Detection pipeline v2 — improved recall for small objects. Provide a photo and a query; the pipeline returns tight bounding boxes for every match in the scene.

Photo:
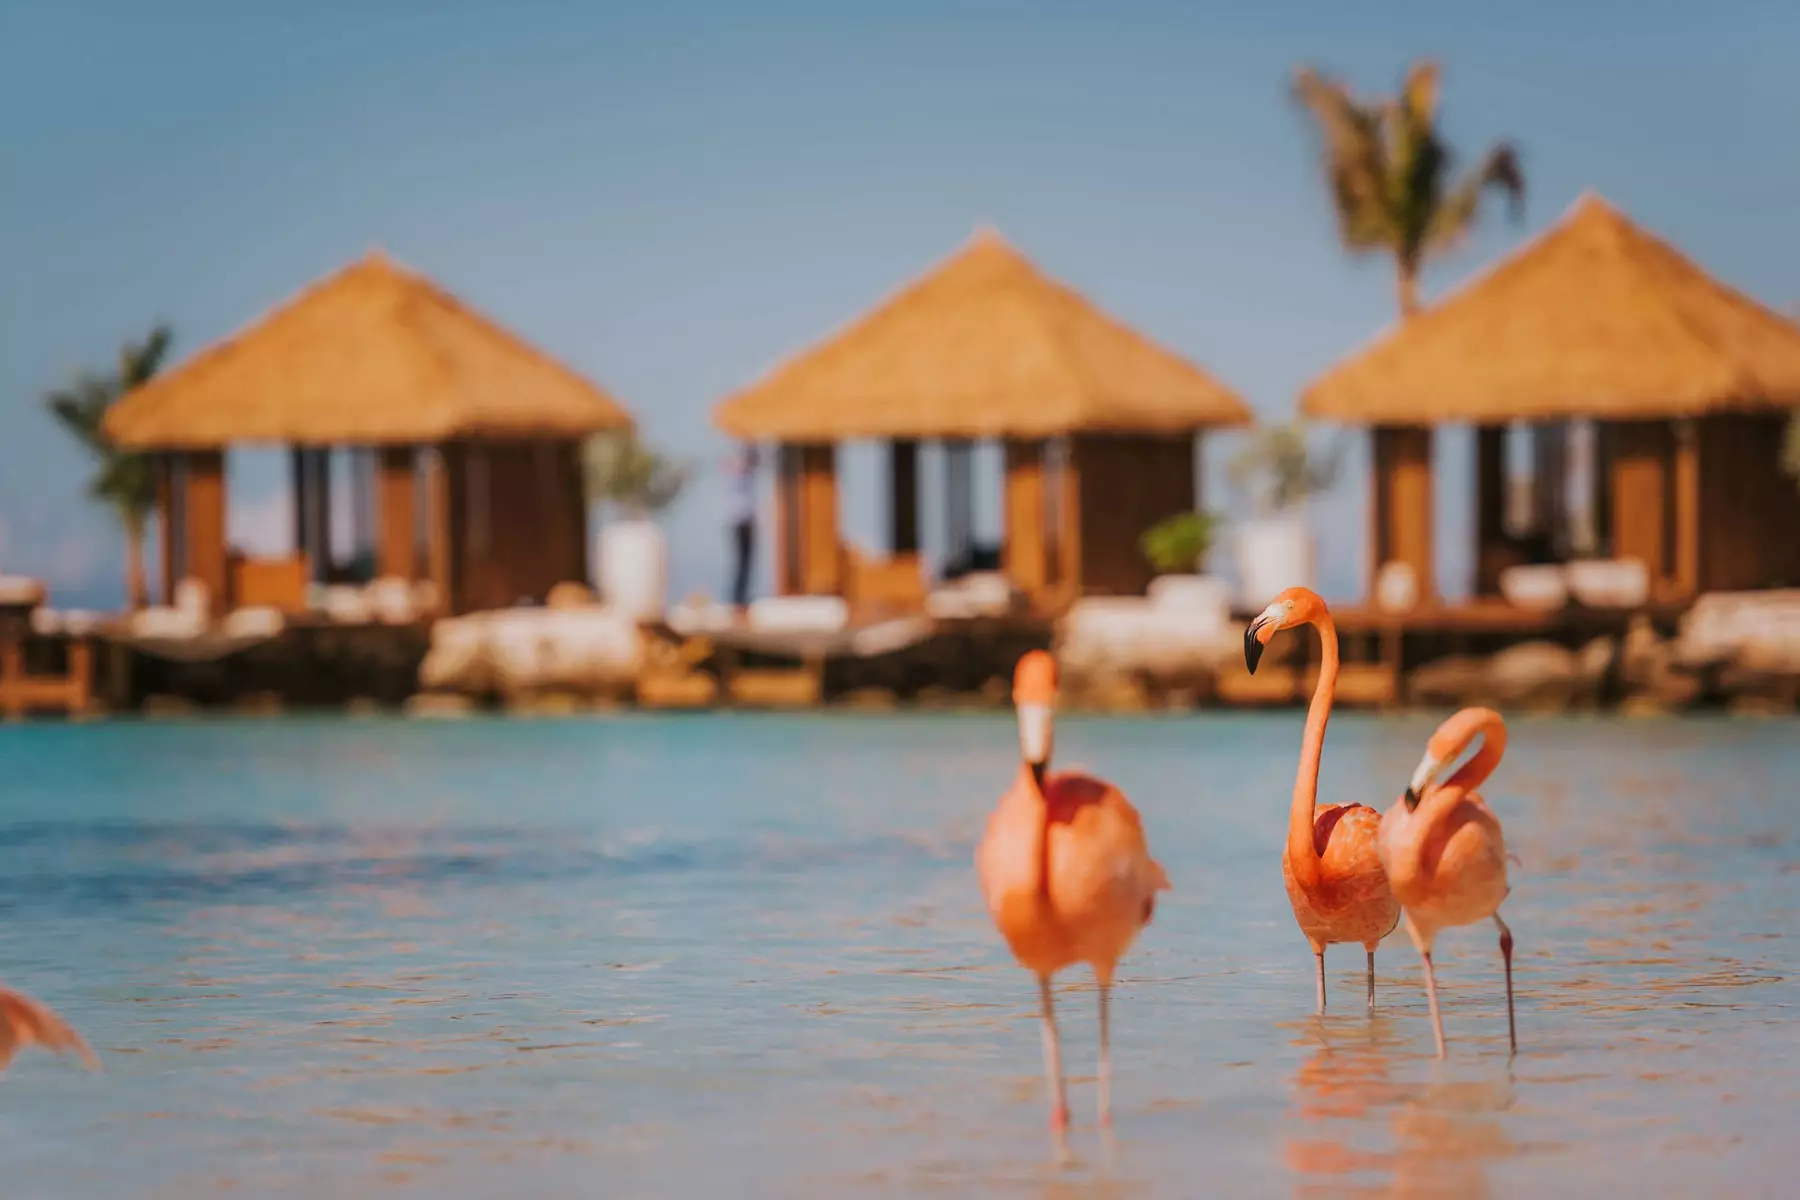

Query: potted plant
[1226,421,1344,609]
[584,429,693,622]
[1140,510,1230,615]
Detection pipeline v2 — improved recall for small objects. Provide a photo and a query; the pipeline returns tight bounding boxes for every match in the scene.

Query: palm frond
[118,323,173,390]
[1400,59,1441,127]
[41,325,172,531]
[1291,66,1392,253]
[1293,58,1525,304]
[1421,142,1524,259]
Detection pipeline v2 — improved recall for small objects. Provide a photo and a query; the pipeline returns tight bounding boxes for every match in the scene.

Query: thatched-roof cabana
[105,251,630,449]
[715,230,1250,610]
[103,253,628,617]
[1302,193,1800,423]
[1303,193,1800,606]
[717,229,1250,439]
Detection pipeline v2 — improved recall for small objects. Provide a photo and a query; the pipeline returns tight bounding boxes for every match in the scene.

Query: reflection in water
[1285,1019,1521,1197]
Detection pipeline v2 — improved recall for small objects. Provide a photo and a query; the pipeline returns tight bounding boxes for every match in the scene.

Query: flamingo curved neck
[1287,611,1338,890]
[1443,720,1507,794]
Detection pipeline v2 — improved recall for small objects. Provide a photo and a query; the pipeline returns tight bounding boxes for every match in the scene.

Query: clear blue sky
[4,1,1797,608]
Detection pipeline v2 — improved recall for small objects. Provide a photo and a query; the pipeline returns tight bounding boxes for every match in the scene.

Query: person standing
[726,444,759,610]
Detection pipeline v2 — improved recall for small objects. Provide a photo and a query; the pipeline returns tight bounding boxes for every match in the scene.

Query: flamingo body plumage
[1378,706,1518,1057]
[1247,587,1401,1011]
[976,651,1167,1137]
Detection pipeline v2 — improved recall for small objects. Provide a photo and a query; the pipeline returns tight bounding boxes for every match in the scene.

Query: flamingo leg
[1314,949,1327,1013]
[1037,976,1069,1132]
[1421,950,1447,1058]
[1097,977,1113,1128]
[1366,949,1376,1011]
[1494,913,1517,1055]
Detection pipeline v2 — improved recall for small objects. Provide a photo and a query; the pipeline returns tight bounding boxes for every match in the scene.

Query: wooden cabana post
[888,439,920,555]
[377,445,418,581]
[1302,191,1800,607]
[714,228,1251,616]
[103,251,633,617]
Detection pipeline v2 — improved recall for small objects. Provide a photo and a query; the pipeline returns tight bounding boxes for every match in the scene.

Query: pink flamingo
[976,651,1169,1133]
[0,985,98,1075]
[1377,706,1517,1057]
[1245,586,1401,1012]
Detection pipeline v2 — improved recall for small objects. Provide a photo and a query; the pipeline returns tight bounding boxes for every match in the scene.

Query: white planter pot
[596,516,668,622]
[1234,511,1316,610]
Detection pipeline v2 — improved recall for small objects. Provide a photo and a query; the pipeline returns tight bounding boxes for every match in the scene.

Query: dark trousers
[730,519,754,607]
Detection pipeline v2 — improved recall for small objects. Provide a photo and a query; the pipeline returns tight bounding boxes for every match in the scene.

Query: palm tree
[1292,59,1525,316]
[43,325,173,610]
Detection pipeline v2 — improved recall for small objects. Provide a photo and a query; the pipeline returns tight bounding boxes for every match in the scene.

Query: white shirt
[727,458,756,524]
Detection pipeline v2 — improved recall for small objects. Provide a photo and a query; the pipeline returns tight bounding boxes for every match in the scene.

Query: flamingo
[0,984,98,1075]
[1377,706,1516,1058]
[1245,586,1400,1012]
[976,650,1169,1134]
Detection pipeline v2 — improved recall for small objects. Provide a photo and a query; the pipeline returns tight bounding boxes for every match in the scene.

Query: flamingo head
[1013,650,1057,783]
[1404,706,1507,809]
[1402,750,1442,811]
[1244,587,1324,674]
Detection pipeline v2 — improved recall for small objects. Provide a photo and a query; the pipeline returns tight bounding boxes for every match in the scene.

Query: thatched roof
[1301,192,1800,424]
[104,252,631,449]
[713,229,1252,440]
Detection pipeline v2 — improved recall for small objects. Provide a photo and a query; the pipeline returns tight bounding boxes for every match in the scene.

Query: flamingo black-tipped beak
[1404,753,1440,811]
[1244,619,1268,675]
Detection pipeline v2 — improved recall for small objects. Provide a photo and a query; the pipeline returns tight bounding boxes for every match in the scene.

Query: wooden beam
[288,446,309,560]
[1371,426,1435,603]
[1002,440,1048,595]
[773,444,799,596]
[1474,424,1507,596]
[156,453,178,605]
[1531,421,1567,551]
[1057,438,1083,599]
[426,444,465,613]
[306,448,333,583]
[1608,420,1671,583]
[184,449,229,616]
[1672,418,1699,598]
[796,443,840,595]
[561,439,590,588]
[377,446,418,580]
[889,439,919,554]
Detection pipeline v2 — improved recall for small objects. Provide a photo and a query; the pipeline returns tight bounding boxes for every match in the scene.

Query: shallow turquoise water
[0,711,1796,1198]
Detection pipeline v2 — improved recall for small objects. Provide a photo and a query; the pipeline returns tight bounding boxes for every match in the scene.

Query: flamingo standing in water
[976,651,1169,1133]
[0,985,97,1075]
[1245,586,1400,1012]
[1378,706,1517,1058]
